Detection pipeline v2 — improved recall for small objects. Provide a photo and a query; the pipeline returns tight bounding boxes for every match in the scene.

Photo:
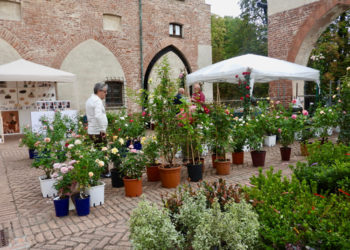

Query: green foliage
[307,11,350,94]
[245,168,350,249]
[132,180,259,250]
[293,161,350,194]
[312,106,339,139]
[245,118,264,151]
[130,200,183,250]
[207,104,232,156]
[339,70,350,145]
[19,126,42,149]
[108,137,126,167]
[306,141,350,166]
[141,136,159,166]
[146,57,182,166]
[120,150,145,179]
[229,117,248,152]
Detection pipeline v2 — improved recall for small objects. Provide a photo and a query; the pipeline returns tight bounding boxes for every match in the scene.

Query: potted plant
[52,163,76,217]
[246,119,266,167]
[277,113,302,161]
[297,110,313,156]
[66,138,106,207]
[208,104,232,175]
[109,137,126,187]
[339,70,350,145]
[142,136,161,182]
[179,102,210,181]
[229,117,247,165]
[19,126,41,159]
[313,106,339,144]
[146,58,183,188]
[120,148,146,197]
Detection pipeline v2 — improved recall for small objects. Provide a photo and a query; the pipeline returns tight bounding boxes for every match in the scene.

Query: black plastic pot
[28,149,37,159]
[187,163,203,182]
[250,151,266,167]
[111,168,124,188]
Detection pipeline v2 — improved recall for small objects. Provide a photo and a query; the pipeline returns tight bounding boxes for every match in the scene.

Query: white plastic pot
[335,126,341,133]
[327,127,333,136]
[85,181,105,207]
[294,131,302,141]
[314,128,323,138]
[243,144,250,152]
[264,135,276,147]
[39,176,57,198]
[69,197,75,211]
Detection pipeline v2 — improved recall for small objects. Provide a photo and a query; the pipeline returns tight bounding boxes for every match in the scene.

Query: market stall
[0,59,76,134]
[186,54,320,96]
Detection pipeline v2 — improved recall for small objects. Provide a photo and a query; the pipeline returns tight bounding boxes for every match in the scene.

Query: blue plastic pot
[126,140,142,150]
[53,197,69,217]
[75,196,90,216]
[28,149,38,159]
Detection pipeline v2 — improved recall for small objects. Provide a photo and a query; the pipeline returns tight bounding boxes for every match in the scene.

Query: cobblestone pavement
[0,134,332,249]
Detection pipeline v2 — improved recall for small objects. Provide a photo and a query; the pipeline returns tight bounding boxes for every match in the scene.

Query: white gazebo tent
[0,59,76,139]
[186,54,320,97]
[0,59,76,82]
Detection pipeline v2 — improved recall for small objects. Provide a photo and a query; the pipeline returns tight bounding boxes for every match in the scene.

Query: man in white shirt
[85,82,109,177]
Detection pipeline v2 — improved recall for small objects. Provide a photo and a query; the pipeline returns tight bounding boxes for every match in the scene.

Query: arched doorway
[144,45,191,92]
[58,39,126,111]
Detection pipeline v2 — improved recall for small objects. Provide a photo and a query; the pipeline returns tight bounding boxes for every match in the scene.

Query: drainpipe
[139,0,144,89]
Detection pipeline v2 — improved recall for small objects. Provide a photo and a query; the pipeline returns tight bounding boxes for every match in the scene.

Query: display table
[31,110,78,133]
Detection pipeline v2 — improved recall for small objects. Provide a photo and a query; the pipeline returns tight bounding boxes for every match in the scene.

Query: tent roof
[186,54,320,86]
[0,59,76,83]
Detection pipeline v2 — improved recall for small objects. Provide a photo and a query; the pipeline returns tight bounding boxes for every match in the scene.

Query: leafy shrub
[245,168,350,249]
[307,141,350,166]
[293,161,350,193]
[129,200,182,250]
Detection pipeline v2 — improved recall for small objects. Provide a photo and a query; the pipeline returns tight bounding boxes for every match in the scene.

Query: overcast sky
[205,0,241,17]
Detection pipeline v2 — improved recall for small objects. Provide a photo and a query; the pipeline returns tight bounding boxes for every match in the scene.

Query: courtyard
[0,134,307,250]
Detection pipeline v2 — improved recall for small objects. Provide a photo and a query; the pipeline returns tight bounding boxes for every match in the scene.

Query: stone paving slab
[0,134,332,249]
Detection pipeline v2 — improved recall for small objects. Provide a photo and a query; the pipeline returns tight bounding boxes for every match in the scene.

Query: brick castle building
[0,0,212,116]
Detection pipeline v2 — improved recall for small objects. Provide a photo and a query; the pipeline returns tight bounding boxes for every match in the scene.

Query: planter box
[264,135,276,147]
[39,176,57,198]
[85,181,105,207]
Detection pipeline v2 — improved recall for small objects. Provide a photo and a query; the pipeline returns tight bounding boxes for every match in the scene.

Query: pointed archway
[144,45,191,91]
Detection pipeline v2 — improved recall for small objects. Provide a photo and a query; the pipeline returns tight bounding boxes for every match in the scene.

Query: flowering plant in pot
[142,136,161,182]
[276,110,303,161]
[207,104,232,174]
[178,101,210,181]
[19,126,42,159]
[109,137,126,187]
[245,118,266,167]
[145,58,183,188]
[297,110,313,156]
[257,100,279,147]
[52,162,77,217]
[312,106,339,143]
[229,116,248,165]
[120,148,146,197]
[338,70,350,145]
[237,71,252,118]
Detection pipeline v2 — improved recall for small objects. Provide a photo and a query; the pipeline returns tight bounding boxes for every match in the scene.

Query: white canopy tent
[0,59,76,82]
[186,54,320,96]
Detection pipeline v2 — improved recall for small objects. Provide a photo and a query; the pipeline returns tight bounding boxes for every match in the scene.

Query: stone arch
[288,1,350,65]
[144,45,192,91]
[0,37,21,65]
[57,39,126,111]
[0,27,27,61]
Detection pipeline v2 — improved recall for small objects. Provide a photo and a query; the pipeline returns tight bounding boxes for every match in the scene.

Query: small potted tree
[52,163,76,217]
[19,126,41,159]
[298,110,313,156]
[246,120,266,167]
[109,137,126,187]
[208,104,232,175]
[143,136,161,182]
[229,117,247,165]
[313,106,339,144]
[147,58,183,188]
[120,147,146,197]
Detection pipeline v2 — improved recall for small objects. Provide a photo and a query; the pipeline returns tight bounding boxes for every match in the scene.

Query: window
[0,1,21,21]
[169,23,183,38]
[105,81,124,107]
[103,14,122,31]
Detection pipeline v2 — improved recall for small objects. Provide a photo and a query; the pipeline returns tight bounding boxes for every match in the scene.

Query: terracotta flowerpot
[232,151,244,165]
[215,160,231,175]
[280,147,292,161]
[146,164,161,182]
[250,151,266,167]
[123,177,142,197]
[158,165,182,188]
[211,154,225,168]
[300,143,309,156]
